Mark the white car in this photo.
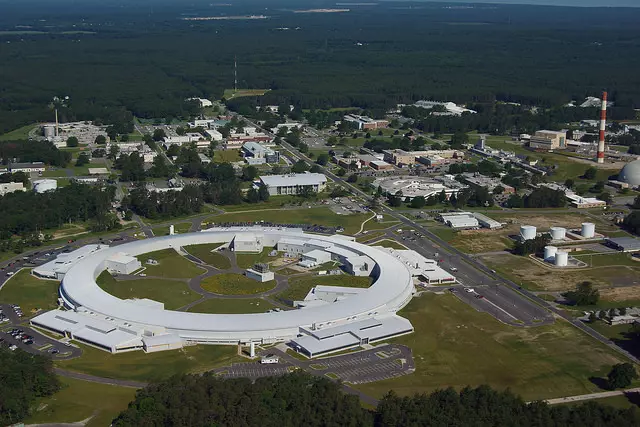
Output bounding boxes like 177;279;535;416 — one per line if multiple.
465;288;475;293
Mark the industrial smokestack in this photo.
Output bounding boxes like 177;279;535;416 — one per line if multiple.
597;91;607;164
55;108;59;137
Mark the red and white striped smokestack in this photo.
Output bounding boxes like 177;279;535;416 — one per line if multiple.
597;91;607;164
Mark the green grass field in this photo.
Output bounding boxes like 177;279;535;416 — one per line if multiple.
57;343;240;382
151;222;192;236
0;269;59;314
96;272;201;310
25;377;136;427
373;239;407;250
223;88;270;99
213;149;243;163
354;294;628;401
0;123;38;141
236;247;280;269
572;253;640;268
213;196;299;213
183;243;231;269
188;297;276;314
199;273;276;295
277;275;372;304
207;207;373;235
136;249;205;279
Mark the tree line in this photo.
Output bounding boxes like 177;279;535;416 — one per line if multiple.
111;372;640;426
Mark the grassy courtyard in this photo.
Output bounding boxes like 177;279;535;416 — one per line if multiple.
355;293;629;402
56;343;239;382
96;272;201;310
236;247;280;269
277;274;372;304
213;149;243;163
184;243;231;269
136;249;205;279
0;269;59;314
188;297;276;314
24;377;136;427
199;273;276;295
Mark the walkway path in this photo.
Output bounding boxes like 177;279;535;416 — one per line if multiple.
543;387;640;405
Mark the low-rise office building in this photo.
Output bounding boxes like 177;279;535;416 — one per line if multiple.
529;130;568;150
242;141;280;165
383;149;463;166
343;114;388;130
462;173;515;194
259;173;327;196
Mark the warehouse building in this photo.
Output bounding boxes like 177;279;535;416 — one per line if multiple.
32;179;58;193
259;173;327;196
105;252;142;275
33;245;110;280
9;162;46;173
605;237;640;253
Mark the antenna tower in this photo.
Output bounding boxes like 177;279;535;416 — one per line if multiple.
234;56;238;92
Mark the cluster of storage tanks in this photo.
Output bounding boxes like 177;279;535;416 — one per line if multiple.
519;222;596;242
543;246;569;267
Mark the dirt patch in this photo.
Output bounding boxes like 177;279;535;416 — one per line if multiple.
481;253;639;292
600;286;640;303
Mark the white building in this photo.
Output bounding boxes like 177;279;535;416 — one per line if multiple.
242;141;280;165
412;100;476;116
9;162;46;173
187;97;213;108
439;213;480;229
32;179;57;193
32;245;110;280
246;265;275;282
105;252;142;275
299;249;332;268
204;129;223;141
231;234;264;253
259;173;327;196
0;182;25;196
375;247;455;284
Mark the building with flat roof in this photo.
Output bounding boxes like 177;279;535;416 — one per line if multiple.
462;173;515;194
383;149;463;166
259;173;327;196
373;176;464;201
370;160;393;171
9;162;46;173
343;114;388;130
0;182;25;196
33;245;110;280
412;100;477;116
242;141;280;165
566;194;607;209
105;252;142;275
375;247;455;284
529;130;567;150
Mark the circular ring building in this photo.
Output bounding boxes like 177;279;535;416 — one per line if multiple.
30;228;415;357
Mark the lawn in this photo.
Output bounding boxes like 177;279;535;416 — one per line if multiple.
57;343;239;382
200;273;276;295
213;149;243;163
571;252;640;268
207;207;373;235
0;123;38;141
24;377;136;427
373;239;407;250
0;269;59;314
481;252;640;292
277;274;372;304
96;272;201;310
236;247;280;269
354;293;628;402
151;222;192;236
184;244;231;269
223;88;270;99
136;249;205;279
41;169;70;178
214;195;298;212
188;297;276;314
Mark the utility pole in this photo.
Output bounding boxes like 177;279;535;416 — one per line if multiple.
234;55;237;92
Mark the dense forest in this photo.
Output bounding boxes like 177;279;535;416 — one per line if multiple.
2;1;640;133
0;348;61;426
0;140;71;167
112;372;640;426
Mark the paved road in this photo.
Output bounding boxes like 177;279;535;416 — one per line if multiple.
272;127;640;364
543;387;640;405
53;368;148;388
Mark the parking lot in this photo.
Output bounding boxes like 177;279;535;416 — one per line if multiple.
214;362;293;379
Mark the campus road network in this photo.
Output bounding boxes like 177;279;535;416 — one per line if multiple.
262;121;640;365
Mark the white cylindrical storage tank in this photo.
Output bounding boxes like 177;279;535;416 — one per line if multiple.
581;222;595;238
32;179;58;193
544;246;558;262
550;227;566;240
43;125;55;139
520;225;537;241
555;251;569;267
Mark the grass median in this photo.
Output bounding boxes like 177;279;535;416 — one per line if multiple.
136;248;205;279
277;274;372;304
184;243;231;269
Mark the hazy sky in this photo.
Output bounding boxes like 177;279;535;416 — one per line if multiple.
399;0;639;6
